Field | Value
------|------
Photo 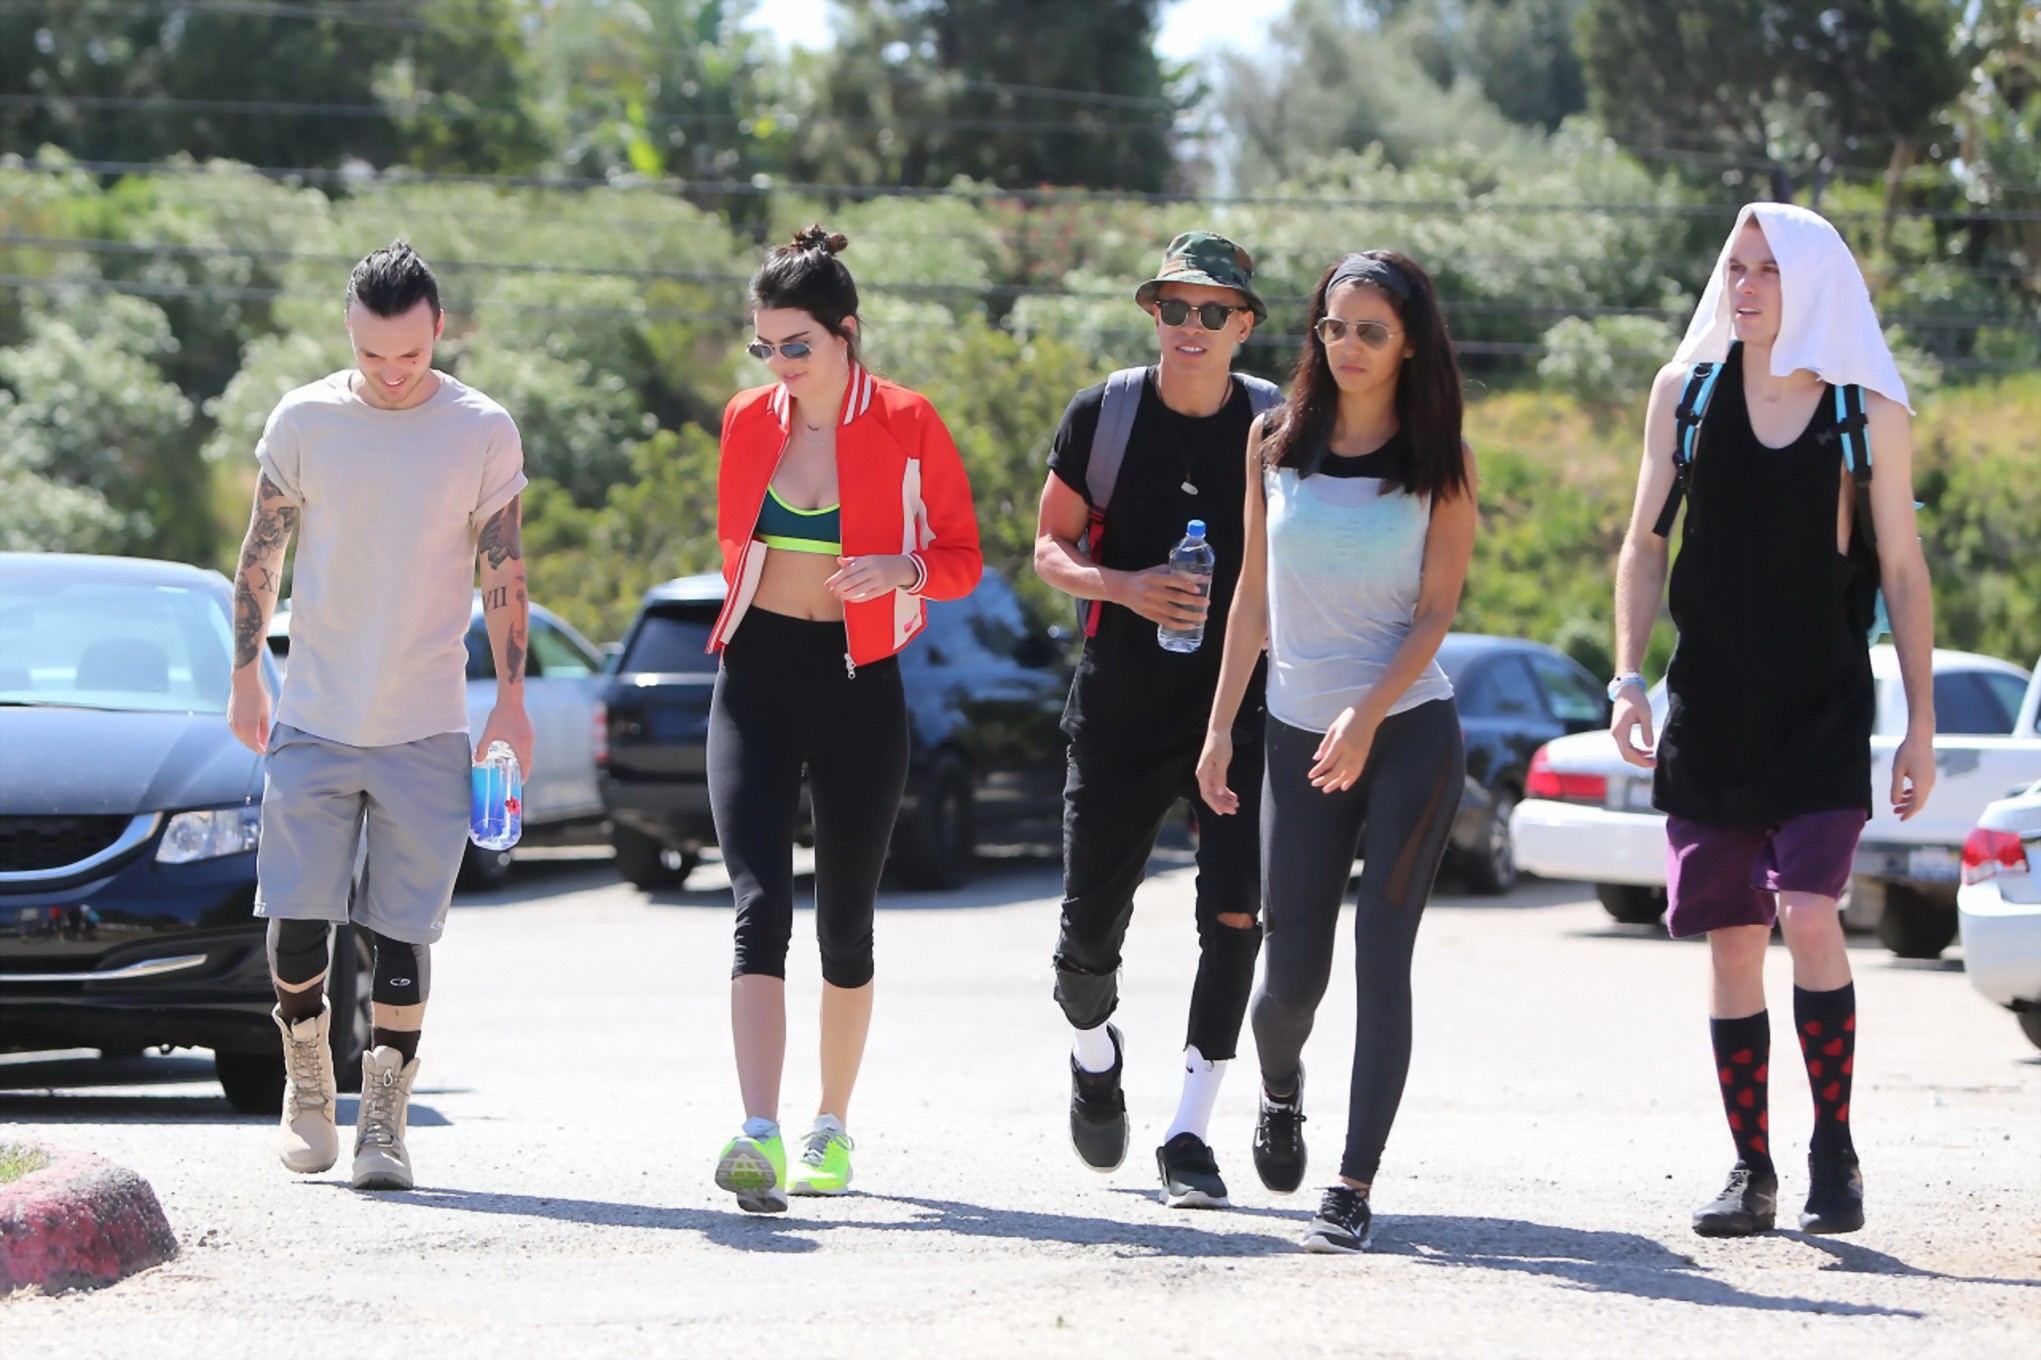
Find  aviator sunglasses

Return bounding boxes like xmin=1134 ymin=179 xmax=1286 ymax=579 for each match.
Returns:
xmin=1314 ymin=316 xmax=1402 ymax=350
xmin=1154 ymin=298 xmax=1252 ymax=330
xmin=746 ymin=338 xmax=814 ymax=362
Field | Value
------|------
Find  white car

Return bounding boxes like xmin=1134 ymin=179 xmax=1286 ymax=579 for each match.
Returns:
xmin=267 ymin=596 xmax=608 ymax=885
xmin=1956 ymin=780 xmax=2041 ymax=1050
xmin=1512 ymin=647 xmax=2039 ymax=950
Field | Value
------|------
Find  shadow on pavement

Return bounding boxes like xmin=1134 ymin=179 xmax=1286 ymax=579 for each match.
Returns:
xmin=0 ymin=1052 xmax=451 ymax=1125
xmin=1792 ymin=1234 xmax=2041 ymax=1288
xmin=1384 ymin=1215 xmax=1924 ymax=1317
xmin=404 ymin=1185 xmax=1297 ymax=1256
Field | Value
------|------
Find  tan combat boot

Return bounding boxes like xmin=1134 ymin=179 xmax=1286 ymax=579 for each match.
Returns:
xmin=352 ymin=1045 xmax=421 ymax=1190
xmin=273 ymin=1003 xmax=339 ymax=1174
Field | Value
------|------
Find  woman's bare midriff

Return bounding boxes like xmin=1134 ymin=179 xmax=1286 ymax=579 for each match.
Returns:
xmin=751 ymin=545 xmax=845 ymax=621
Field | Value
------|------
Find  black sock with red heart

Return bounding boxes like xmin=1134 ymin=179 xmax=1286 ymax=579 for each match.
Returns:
xmin=1795 ymin=982 xmax=1857 ymax=1157
xmin=1709 ymin=1010 xmax=1773 ymax=1176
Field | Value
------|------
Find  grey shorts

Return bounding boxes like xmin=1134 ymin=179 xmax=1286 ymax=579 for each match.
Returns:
xmin=254 ymin=722 xmax=471 ymax=945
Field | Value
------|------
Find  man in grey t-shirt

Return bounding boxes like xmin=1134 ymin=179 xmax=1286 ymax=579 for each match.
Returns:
xmin=226 ymin=240 xmax=533 ymax=1191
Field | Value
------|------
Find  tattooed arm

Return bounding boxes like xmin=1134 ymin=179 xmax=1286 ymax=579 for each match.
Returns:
xmin=226 ymin=474 xmax=296 ymax=754
xmin=473 ymin=494 xmax=536 ymax=775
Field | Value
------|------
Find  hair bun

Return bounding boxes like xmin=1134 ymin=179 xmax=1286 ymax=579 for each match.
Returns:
xmin=789 ymin=224 xmax=849 ymax=256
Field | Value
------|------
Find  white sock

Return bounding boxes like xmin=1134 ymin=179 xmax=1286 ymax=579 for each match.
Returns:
xmin=741 ymin=1115 xmax=779 ymax=1140
xmin=1163 ymin=1046 xmax=1228 ymax=1143
xmin=1072 ymin=1023 xmax=1116 ymax=1073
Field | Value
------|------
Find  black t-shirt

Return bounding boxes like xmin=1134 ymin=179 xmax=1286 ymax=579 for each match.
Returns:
xmin=1047 ymin=370 xmax=1267 ymax=745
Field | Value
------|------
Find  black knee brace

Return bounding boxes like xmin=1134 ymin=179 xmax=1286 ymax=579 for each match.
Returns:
xmin=266 ymin=919 xmax=333 ymax=986
xmin=370 ymin=932 xmax=430 ymax=1007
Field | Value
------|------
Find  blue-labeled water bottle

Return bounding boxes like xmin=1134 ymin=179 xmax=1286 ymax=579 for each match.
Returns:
xmin=469 ymin=740 xmax=523 ymax=851
xmin=1158 ymin=518 xmax=1217 ymax=654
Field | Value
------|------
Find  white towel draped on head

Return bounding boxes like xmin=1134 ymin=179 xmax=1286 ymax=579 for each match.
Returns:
xmin=1673 ymin=202 xmax=1911 ymax=412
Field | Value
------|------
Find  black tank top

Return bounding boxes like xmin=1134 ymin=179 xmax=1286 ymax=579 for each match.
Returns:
xmin=1655 ymin=344 xmax=1879 ymax=825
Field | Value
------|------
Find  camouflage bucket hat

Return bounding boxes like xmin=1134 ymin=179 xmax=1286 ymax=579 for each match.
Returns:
xmin=1134 ymin=230 xmax=1268 ymax=324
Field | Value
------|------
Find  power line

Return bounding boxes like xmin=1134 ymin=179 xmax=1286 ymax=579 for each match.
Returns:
xmin=11 ymin=156 xmax=2039 ymax=222
xmin=0 ymin=0 xmax=467 ymax=33
xmin=6 ymin=233 xmax=2029 ymax=332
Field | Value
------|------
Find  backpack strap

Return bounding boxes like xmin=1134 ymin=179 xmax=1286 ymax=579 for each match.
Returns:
xmin=1080 ymin=367 xmax=1150 ymax=637
xmin=1834 ymin=383 xmax=1877 ymax=555
xmin=1240 ymin=373 xmax=1284 ymax=417
xmin=1651 ymin=361 xmax=1723 ymax=539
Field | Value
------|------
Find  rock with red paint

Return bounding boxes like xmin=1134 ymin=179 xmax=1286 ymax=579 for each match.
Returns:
xmin=0 ymin=1146 xmax=177 ymax=1293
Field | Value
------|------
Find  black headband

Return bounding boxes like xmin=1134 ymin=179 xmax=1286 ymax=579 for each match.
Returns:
xmin=1327 ymin=254 xmax=1413 ymax=304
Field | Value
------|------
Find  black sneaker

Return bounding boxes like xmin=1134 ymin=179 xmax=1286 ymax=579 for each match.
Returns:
xmin=1156 ymin=1132 xmax=1230 ymax=1208
xmin=1799 ymin=1148 xmax=1865 ymax=1235
xmin=1069 ymin=1024 xmax=1128 ymax=1172
xmin=1301 ymin=1185 xmax=1373 ymax=1254
xmin=1253 ymin=1070 xmax=1307 ymax=1194
xmin=1691 ymin=1161 xmax=1779 ymax=1237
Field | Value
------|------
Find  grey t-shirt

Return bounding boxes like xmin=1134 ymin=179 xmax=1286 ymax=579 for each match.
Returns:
xmin=257 ymin=370 xmax=527 ymax=748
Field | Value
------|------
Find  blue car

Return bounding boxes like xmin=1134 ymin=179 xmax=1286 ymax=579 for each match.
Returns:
xmin=0 ymin=553 xmax=371 ymax=1112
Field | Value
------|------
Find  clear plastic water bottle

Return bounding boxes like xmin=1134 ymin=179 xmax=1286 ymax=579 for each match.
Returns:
xmin=1158 ymin=519 xmax=1216 ymax=654
xmin=469 ymin=740 xmax=523 ymax=850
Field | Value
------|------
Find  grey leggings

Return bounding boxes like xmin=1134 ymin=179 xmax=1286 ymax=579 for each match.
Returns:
xmin=1253 ymin=699 xmax=1464 ymax=1184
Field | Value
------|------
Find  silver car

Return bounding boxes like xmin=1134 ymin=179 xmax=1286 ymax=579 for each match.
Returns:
xmin=267 ymin=595 xmax=607 ymax=886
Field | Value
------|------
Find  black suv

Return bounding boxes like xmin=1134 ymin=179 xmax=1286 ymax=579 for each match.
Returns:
xmin=598 ymin=571 xmax=1071 ymax=890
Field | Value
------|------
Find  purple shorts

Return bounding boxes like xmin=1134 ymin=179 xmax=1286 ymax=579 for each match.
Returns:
xmin=1664 ymin=809 xmax=1868 ymax=938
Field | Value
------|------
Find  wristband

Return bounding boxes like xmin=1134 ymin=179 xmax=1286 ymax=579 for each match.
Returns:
xmin=1606 ymin=672 xmax=1646 ymax=703
xmin=906 ymin=553 xmax=928 ymax=595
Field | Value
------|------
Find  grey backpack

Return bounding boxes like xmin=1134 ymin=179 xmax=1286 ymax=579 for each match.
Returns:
xmin=1079 ymin=365 xmax=1284 ymax=637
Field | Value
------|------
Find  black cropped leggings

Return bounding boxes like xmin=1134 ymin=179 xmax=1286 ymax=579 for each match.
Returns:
xmin=1253 ymin=699 xmax=1464 ymax=1184
xmin=707 ymin=607 xmax=910 ymax=989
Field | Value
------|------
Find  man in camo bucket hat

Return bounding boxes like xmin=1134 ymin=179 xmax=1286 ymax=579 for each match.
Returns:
xmin=1134 ymin=231 xmax=1270 ymax=323
xmin=1033 ymin=227 xmax=1282 ymax=1210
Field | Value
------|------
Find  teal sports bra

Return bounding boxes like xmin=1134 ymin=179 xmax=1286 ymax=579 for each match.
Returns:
xmin=754 ymin=486 xmax=842 ymax=555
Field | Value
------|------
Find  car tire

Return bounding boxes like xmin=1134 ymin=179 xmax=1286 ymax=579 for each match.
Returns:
xmin=1875 ymin=882 xmax=1957 ymax=959
xmin=1461 ymin=788 xmax=1519 ymax=896
xmin=1596 ymin=882 xmax=1667 ymax=925
xmin=613 ymin=824 xmax=696 ymax=892
xmin=457 ymin=841 xmax=515 ymax=891
xmin=215 ymin=1049 xmax=287 ymax=1114
xmin=2018 ymin=1010 xmax=2041 ymax=1051
xmin=891 ymin=753 xmax=976 ymax=891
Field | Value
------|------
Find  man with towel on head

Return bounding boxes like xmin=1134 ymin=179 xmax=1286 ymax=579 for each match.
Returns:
xmin=1609 ymin=203 xmax=1936 ymax=1238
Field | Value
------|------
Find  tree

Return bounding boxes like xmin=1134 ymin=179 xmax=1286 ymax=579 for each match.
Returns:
xmin=0 ymin=0 xmax=545 ymax=173
xmin=792 ymin=0 xmax=1183 ymax=191
xmin=1576 ymin=0 xmax=1967 ymax=206
xmin=527 ymin=0 xmax=790 ymax=192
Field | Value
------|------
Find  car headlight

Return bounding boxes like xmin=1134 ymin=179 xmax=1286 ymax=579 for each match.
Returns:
xmin=156 ymin=805 xmax=262 ymax=863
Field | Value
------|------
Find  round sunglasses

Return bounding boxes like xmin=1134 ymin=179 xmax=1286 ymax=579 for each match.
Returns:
xmin=1154 ymin=298 xmax=1252 ymax=330
xmin=746 ymin=339 xmax=814 ymax=362
xmin=1314 ymin=317 xmax=1402 ymax=350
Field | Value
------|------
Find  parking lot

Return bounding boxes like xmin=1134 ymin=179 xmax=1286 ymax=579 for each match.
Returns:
xmin=4 ymin=850 xmax=2038 ymax=1358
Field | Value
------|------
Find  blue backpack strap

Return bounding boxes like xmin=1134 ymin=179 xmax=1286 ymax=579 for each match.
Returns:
xmin=1239 ymin=373 xmax=1284 ymax=416
xmin=1651 ymin=361 xmax=1722 ymax=538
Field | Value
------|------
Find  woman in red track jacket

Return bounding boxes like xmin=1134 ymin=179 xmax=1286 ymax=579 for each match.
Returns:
xmin=707 ymin=226 xmax=981 ymax=1213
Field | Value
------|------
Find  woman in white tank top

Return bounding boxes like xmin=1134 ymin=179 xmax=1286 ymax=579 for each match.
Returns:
xmin=1195 ymin=250 xmax=1477 ymax=1254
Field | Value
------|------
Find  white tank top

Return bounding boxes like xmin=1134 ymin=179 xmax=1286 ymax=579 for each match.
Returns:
xmin=1263 ymin=460 xmax=1454 ymax=732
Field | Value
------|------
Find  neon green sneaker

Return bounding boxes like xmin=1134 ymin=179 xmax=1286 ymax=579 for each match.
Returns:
xmin=787 ymin=1117 xmax=854 ymax=1196
xmin=715 ymin=1122 xmax=788 ymax=1213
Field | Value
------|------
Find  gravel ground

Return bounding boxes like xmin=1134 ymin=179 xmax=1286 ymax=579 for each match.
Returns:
xmin=4 ymin=851 xmax=2037 ymax=1358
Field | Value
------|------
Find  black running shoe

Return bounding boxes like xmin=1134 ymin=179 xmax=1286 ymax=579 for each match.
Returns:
xmin=1301 ymin=1185 xmax=1373 ymax=1254
xmin=1799 ymin=1148 xmax=1865 ymax=1235
xmin=1253 ymin=1071 xmax=1307 ymax=1194
xmin=1069 ymin=1024 xmax=1128 ymax=1172
xmin=1691 ymin=1161 xmax=1779 ymax=1237
xmin=1156 ymin=1132 xmax=1230 ymax=1208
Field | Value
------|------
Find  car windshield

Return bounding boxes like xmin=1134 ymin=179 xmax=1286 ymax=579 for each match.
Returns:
xmin=0 ymin=576 xmax=235 ymax=714
xmin=619 ymin=606 xmax=719 ymax=675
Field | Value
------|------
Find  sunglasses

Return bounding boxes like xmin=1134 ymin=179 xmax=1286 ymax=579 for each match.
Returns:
xmin=1314 ymin=317 xmax=1402 ymax=350
xmin=746 ymin=339 xmax=814 ymax=362
xmin=1155 ymin=298 xmax=1251 ymax=330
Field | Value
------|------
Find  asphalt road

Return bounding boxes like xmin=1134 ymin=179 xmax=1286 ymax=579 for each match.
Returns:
xmin=4 ymin=849 xmax=2038 ymax=1357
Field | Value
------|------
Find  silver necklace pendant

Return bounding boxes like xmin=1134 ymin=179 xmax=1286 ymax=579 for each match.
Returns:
xmin=1181 ymin=480 xmax=1198 ymax=496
